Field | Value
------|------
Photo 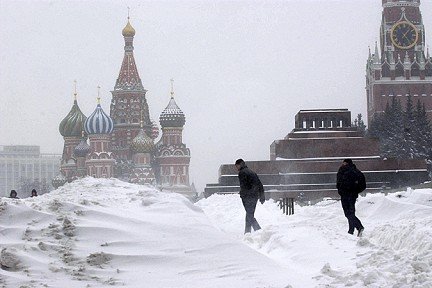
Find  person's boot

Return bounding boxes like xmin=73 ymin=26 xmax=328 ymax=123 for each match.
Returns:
xmin=252 ymin=220 xmax=261 ymax=231
xmin=357 ymin=227 xmax=364 ymax=237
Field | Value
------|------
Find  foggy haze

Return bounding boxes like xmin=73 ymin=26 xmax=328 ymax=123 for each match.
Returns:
xmin=1 ymin=0 xmax=431 ymax=192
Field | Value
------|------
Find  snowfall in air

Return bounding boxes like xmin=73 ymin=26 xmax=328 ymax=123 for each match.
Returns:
xmin=1 ymin=177 xmax=432 ymax=287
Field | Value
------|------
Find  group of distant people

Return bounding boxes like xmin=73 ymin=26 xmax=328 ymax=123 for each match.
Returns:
xmin=8 ymin=189 xmax=38 ymax=199
xmin=235 ymin=158 xmax=366 ymax=237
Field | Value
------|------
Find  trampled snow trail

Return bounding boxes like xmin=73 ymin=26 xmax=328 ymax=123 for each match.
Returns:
xmin=197 ymin=189 xmax=432 ymax=287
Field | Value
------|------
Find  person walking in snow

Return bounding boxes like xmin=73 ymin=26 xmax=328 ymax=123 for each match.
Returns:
xmin=31 ymin=189 xmax=38 ymax=197
xmin=336 ymin=159 xmax=365 ymax=237
xmin=235 ymin=159 xmax=265 ymax=234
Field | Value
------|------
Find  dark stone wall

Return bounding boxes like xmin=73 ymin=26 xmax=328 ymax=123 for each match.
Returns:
xmin=271 ymin=137 xmax=380 ymax=160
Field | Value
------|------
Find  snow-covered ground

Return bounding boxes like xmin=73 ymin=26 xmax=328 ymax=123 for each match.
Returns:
xmin=1 ymin=178 xmax=432 ymax=287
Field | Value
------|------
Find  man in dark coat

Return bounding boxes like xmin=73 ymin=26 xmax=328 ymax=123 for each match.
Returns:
xmin=337 ymin=159 xmax=364 ymax=237
xmin=235 ymin=159 xmax=265 ymax=234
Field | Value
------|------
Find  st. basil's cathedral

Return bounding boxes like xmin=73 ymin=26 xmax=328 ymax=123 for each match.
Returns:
xmin=54 ymin=18 xmax=192 ymax=197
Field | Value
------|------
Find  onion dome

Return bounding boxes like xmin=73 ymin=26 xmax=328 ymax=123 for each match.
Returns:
xmin=84 ymin=102 xmax=114 ymax=135
xmin=52 ymin=172 xmax=67 ymax=189
xmin=130 ymin=129 xmax=155 ymax=153
xmin=150 ymin=119 xmax=159 ymax=139
xmin=159 ymin=97 xmax=186 ymax=128
xmin=74 ymin=137 xmax=90 ymax=157
xmin=122 ymin=19 xmax=135 ymax=37
xmin=59 ymin=100 xmax=87 ymax=137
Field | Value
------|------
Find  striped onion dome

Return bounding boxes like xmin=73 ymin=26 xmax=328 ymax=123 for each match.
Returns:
xmin=84 ymin=103 xmax=114 ymax=135
xmin=74 ymin=137 xmax=90 ymax=157
xmin=159 ymin=97 xmax=185 ymax=128
xmin=59 ymin=100 xmax=87 ymax=137
xmin=130 ymin=129 xmax=154 ymax=153
xmin=150 ymin=119 xmax=159 ymax=139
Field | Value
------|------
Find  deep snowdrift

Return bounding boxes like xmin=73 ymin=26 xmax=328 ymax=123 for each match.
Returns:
xmin=0 ymin=178 xmax=290 ymax=288
xmin=1 ymin=177 xmax=432 ymax=287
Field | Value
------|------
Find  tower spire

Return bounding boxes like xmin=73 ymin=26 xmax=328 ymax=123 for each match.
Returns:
xmin=97 ymin=85 xmax=101 ymax=104
xmin=115 ymin=16 xmax=142 ymax=91
xmin=73 ymin=80 xmax=77 ymax=101
xmin=170 ymin=78 xmax=175 ymax=98
xmin=373 ymin=41 xmax=380 ymax=64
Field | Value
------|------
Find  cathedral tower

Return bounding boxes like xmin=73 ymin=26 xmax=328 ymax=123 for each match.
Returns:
xmin=110 ymin=17 xmax=152 ymax=162
xmin=84 ymin=94 xmax=115 ymax=178
xmin=366 ymin=0 xmax=432 ymax=126
xmin=59 ymin=85 xmax=87 ymax=182
xmin=155 ymin=80 xmax=191 ymax=194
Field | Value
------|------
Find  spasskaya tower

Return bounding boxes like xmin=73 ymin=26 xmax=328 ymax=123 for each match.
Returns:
xmin=366 ymin=0 xmax=432 ymax=126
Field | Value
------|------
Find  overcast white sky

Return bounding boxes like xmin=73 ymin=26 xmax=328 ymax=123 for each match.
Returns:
xmin=1 ymin=0 xmax=431 ymax=191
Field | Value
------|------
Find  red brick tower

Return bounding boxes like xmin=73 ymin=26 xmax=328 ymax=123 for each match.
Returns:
xmin=110 ymin=17 xmax=152 ymax=161
xmin=366 ymin=0 xmax=432 ymax=126
xmin=155 ymin=80 xmax=191 ymax=194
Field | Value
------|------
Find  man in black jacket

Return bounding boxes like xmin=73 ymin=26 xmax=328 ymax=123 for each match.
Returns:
xmin=337 ymin=159 xmax=364 ymax=237
xmin=235 ymin=159 xmax=265 ymax=234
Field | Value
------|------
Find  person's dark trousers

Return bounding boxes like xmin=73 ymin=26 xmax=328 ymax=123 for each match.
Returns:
xmin=242 ymin=197 xmax=261 ymax=234
xmin=341 ymin=196 xmax=364 ymax=234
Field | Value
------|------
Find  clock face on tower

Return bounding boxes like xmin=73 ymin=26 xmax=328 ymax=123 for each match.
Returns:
xmin=390 ymin=21 xmax=419 ymax=49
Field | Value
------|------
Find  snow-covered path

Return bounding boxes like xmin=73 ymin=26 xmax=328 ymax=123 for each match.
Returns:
xmin=197 ymin=189 xmax=432 ymax=287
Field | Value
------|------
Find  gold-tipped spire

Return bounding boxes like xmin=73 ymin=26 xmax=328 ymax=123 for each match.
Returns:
xmin=170 ymin=78 xmax=175 ymax=98
xmin=97 ymin=85 xmax=101 ymax=104
xmin=122 ymin=8 xmax=136 ymax=37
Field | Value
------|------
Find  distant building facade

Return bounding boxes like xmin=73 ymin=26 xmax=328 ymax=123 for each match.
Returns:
xmin=366 ymin=0 xmax=432 ymax=126
xmin=0 ymin=145 xmax=60 ymax=197
xmin=57 ymin=18 xmax=192 ymax=196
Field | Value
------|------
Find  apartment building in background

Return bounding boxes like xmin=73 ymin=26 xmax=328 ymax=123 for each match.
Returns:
xmin=0 ymin=145 xmax=60 ymax=197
